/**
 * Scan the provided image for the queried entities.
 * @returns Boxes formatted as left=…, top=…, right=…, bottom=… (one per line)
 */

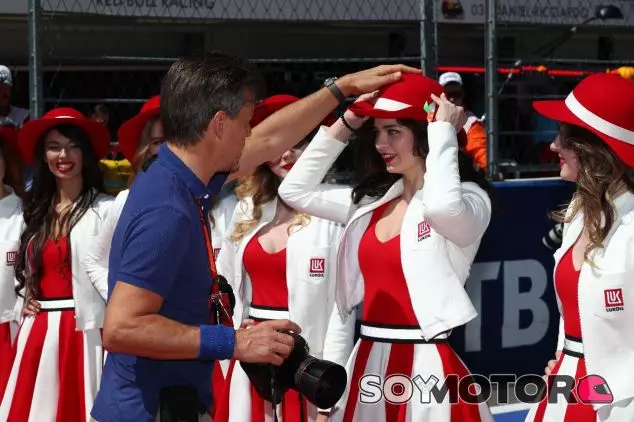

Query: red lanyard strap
left=195, top=197, right=234, bottom=328
left=195, top=199, right=219, bottom=293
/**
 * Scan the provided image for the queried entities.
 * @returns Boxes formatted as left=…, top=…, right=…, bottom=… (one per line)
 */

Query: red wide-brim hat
left=348, top=73, right=469, bottom=145
left=348, top=73, right=445, bottom=121
left=18, top=107, right=110, bottom=165
left=251, top=94, right=337, bottom=128
left=533, top=73, right=634, bottom=168
left=0, top=125, right=20, bottom=156
left=117, top=95, right=160, bottom=163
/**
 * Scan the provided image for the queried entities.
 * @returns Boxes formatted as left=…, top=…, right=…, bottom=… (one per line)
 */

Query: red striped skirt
left=0, top=298, right=104, bottom=422
left=214, top=305, right=316, bottom=422
left=0, top=321, right=18, bottom=400
left=526, top=336, right=598, bottom=422
left=329, top=322, right=493, bottom=422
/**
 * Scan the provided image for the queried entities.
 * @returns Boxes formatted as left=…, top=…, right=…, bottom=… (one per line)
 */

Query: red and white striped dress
left=0, top=236, right=104, bottom=422
left=526, top=247, right=597, bottom=421
left=215, top=235, right=315, bottom=422
left=0, top=319, right=17, bottom=400
left=329, top=203, right=492, bottom=422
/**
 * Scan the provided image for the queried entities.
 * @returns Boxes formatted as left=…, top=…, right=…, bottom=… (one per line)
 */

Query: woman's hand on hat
left=326, top=92, right=378, bottom=143
left=431, top=93, right=467, bottom=132
left=338, top=64, right=420, bottom=97
left=343, top=91, right=379, bottom=128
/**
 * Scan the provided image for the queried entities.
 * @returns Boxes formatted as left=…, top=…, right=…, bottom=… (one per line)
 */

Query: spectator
left=439, top=72, right=488, bottom=172
left=89, top=103, right=110, bottom=127
left=0, top=65, right=29, bottom=128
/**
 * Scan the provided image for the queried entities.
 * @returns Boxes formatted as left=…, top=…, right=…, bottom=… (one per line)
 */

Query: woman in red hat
left=0, top=122, right=26, bottom=400
left=525, top=73, right=634, bottom=421
left=0, top=107, right=113, bottom=421
left=82, top=96, right=166, bottom=301
left=278, top=74, right=494, bottom=422
left=214, top=95, right=355, bottom=422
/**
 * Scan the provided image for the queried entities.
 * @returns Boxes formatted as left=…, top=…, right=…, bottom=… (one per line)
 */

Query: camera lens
left=294, top=356, right=347, bottom=409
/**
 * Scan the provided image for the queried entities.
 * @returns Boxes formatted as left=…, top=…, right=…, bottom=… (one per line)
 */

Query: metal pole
left=485, top=0, right=499, bottom=179
left=28, top=0, right=43, bottom=119
left=420, top=0, right=436, bottom=77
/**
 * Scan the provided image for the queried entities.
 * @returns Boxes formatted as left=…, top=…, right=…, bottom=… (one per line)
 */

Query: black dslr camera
left=240, top=331, right=347, bottom=418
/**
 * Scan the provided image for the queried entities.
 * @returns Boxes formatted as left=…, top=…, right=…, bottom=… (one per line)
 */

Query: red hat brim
left=533, top=99, right=634, bottom=168
left=348, top=100, right=469, bottom=146
left=348, top=100, right=429, bottom=121
left=117, top=107, right=160, bottom=163
left=18, top=117, right=111, bottom=165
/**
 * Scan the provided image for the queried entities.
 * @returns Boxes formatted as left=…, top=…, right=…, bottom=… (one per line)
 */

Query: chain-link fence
left=10, top=0, right=634, bottom=179
left=25, top=0, right=434, bottom=134
left=481, top=0, right=634, bottom=178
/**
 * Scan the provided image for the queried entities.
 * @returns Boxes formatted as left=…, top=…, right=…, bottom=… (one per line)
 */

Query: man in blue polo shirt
left=92, top=53, right=418, bottom=422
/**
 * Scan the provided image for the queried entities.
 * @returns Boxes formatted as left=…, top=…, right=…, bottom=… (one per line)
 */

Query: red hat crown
left=251, top=94, right=336, bottom=128
left=117, top=95, right=161, bottom=163
left=43, top=107, right=88, bottom=121
left=18, top=107, right=110, bottom=164
left=349, top=74, right=445, bottom=121
left=564, top=73, right=634, bottom=141
left=141, top=95, right=160, bottom=114
left=533, top=73, right=634, bottom=167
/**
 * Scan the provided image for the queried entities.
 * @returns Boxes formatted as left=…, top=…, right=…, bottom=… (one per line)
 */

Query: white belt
left=563, top=336, right=584, bottom=356
left=38, top=298, right=75, bottom=311
left=360, top=322, right=449, bottom=343
left=248, top=306, right=289, bottom=321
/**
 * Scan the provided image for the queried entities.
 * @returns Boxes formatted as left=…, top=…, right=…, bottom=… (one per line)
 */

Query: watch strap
left=326, top=79, right=346, bottom=103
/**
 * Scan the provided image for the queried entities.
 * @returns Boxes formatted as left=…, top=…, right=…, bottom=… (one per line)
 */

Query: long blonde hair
left=552, top=123, right=634, bottom=266
left=127, top=116, right=160, bottom=187
left=230, top=164, right=310, bottom=242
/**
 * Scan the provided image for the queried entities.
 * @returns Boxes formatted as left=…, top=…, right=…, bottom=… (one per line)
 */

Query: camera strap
left=195, top=197, right=233, bottom=326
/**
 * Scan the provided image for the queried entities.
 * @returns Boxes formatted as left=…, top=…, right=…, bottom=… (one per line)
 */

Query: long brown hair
left=350, top=118, right=492, bottom=204
left=0, top=137, right=25, bottom=199
left=553, top=123, right=634, bottom=265
left=230, top=164, right=310, bottom=242
left=15, top=125, right=105, bottom=299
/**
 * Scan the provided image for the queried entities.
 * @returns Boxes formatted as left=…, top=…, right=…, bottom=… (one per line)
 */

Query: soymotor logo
left=359, top=373, right=613, bottom=405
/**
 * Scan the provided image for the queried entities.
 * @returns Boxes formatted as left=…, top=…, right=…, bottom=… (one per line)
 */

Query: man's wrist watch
left=324, top=77, right=346, bottom=103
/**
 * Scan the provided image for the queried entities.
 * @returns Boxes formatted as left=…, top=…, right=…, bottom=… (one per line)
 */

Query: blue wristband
left=198, top=324, right=235, bottom=361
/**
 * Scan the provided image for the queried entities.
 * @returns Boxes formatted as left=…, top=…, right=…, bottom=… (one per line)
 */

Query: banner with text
left=3, top=0, right=633, bottom=26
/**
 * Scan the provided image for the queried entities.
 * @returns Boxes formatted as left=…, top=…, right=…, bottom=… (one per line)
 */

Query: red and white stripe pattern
left=0, top=321, right=18, bottom=399
left=214, top=306, right=317, bottom=422
left=329, top=322, right=493, bottom=422
left=565, top=93, right=634, bottom=146
left=0, top=299, right=103, bottom=422
left=526, top=336, right=597, bottom=422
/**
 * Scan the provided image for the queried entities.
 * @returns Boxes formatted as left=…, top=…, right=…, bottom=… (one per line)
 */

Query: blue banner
left=449, top=178, right=576, bottom=377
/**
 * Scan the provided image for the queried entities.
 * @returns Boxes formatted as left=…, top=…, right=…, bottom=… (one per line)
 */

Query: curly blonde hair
left=230, top=164, right=310, bottom=242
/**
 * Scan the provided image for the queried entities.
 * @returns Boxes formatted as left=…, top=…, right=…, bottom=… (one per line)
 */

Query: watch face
left=325, top=77, right=338, bottom=86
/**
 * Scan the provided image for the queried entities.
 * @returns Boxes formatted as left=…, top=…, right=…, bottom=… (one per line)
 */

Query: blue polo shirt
left=91, top=144, right=235, bottom=422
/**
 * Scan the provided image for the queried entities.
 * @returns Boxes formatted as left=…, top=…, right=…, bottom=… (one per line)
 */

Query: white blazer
left=82, top=188, right=238, bottom=300
left=216, top=197, right=355, bottom=366
left=554, top=192, right=634, bottom=411
left=278, top=122, right=492, bottom=340
left=0, top=187, right=24, bottom=324
left=15, top=192, right=114, bottom=331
